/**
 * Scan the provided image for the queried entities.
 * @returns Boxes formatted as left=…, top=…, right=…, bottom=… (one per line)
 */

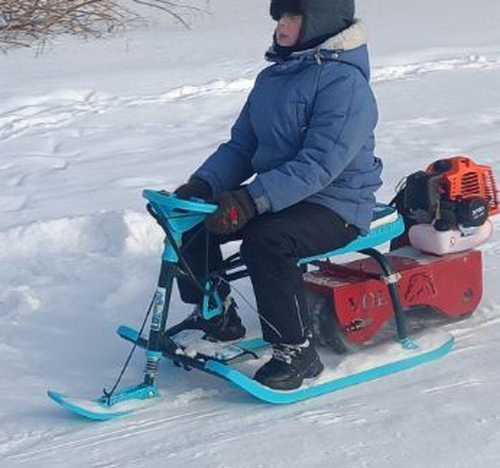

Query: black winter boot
left=254, top=339, right=324, bottom=390
left=166, top=297, right=246, bottom=343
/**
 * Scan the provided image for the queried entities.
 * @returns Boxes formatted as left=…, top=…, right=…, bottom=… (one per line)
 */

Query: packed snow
left=1, top=0, right=500, bottom=467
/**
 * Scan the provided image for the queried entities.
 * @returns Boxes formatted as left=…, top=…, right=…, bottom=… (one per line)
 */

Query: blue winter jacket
left=194, top=20, right=383, bottom=234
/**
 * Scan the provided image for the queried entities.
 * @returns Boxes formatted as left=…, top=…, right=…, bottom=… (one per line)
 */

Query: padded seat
left=298, top=204, right=404, bottom=266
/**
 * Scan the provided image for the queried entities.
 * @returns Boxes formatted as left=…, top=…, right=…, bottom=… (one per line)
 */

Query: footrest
left=117, top=325, right=269, bottom=364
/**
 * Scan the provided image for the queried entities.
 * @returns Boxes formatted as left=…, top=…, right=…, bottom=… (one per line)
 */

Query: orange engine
left=426, top=155, right=499, bottom=216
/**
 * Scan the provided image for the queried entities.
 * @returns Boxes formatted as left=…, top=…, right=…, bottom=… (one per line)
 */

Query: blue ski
left=203, top=330, right=454, bottom=404
left=118, top=325, right=454, bottom=405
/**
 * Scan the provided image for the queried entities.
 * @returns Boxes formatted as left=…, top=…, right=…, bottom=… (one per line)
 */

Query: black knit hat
left=270, top=0, right=354, bottom=46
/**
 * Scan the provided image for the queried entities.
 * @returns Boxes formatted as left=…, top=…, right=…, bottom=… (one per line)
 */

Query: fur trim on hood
left=266, top=19, right=367, bottom=61
left=318, top=18, right=366, bottom=52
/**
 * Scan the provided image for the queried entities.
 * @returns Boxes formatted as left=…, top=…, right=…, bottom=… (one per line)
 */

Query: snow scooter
left=48, top=155, right=497, bottom=420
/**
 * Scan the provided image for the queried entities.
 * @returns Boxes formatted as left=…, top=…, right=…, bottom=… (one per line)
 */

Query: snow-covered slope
left=1, top=1, right=500, bottom=467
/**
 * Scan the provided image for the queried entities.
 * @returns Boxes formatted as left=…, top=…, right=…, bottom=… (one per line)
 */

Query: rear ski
left=116, top=325, right=454, bottom=404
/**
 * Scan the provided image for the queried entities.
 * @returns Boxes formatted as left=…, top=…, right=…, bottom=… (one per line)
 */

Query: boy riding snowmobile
left=171, top=0, right=382, bottom=390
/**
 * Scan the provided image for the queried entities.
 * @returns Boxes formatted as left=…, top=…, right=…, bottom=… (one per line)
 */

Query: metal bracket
left=383, top=272, right=402, bottom=285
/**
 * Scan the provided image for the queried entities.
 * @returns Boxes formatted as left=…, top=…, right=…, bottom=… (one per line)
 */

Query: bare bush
left=131, top=1, right=208, bottom=28
left=0, top=0, right=207, bottom=52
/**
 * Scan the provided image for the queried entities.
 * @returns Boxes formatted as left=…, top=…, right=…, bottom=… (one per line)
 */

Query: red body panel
left=304, top=248, right=482, bottom=345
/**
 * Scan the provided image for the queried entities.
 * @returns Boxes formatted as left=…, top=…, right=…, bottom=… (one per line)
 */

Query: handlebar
left=143, top=190, right=218, bottom=236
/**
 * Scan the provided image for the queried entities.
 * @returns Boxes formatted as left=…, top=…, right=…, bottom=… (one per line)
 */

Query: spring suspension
left=144, top=355, right=161, bottom=382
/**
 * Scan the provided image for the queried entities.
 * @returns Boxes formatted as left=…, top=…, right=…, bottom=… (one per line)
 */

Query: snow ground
left=1, top=1, right=500, bottom=467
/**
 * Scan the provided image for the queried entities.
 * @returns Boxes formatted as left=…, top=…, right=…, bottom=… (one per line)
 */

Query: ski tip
left=47, top=390, right=130, bottom=421
left=47, top=387, right=160, bottom=421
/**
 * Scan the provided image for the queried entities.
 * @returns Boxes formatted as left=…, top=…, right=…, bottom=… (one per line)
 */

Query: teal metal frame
left=139, top=191, right=410, bottom=389
left=49, top=190, right=423, bottom=419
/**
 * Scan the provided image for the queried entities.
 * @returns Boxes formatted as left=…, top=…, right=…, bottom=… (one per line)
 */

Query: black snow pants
left=177, top=202, right=359, bottom=345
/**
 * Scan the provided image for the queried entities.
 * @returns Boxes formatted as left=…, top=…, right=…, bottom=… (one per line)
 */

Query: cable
left=102, top=292, right=156, bottom=405
left=213, top=274, right=283, bottom=339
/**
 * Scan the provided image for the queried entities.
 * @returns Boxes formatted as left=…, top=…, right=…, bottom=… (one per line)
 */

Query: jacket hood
left=266, top=20, right=370, bottom=79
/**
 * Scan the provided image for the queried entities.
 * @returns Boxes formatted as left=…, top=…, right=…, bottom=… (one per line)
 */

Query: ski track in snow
left=3, top=396, right=375, bottom=465
left=5, top=407, right=222, bottom=463
left=1, top=53, right=499, bottom=142
left=421, top=379, right=485, bottom=395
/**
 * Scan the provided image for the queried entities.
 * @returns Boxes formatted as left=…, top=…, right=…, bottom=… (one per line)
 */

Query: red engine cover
left=304, top=247, right=482, bottom=345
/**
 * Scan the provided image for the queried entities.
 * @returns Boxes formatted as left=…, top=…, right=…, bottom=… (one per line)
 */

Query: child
left=172, top=0, right=382, bottom=390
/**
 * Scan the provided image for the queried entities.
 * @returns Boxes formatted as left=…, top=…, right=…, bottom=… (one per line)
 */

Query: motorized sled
left=48, top=155, right=498, bottom=420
